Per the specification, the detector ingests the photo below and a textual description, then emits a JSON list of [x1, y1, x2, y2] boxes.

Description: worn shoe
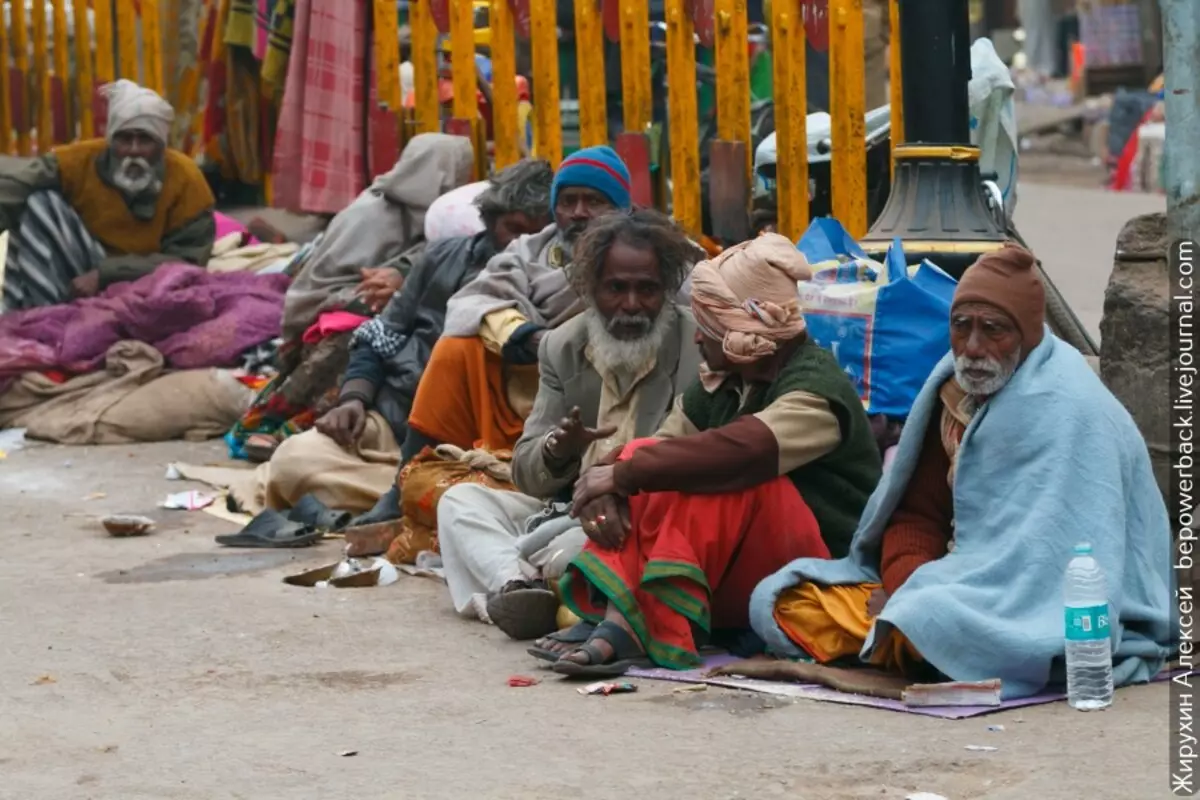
[[487, 580, 560, 641]]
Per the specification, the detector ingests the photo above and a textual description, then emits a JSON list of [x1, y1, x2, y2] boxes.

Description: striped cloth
[[1, 191, 106, 312], [270, 0, 367, 215]]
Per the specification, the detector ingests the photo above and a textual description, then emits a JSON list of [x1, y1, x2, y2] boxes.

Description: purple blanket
[[0, 264, 290, 380]]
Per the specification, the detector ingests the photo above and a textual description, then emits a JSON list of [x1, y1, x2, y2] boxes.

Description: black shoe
[[288, 493, 352, 532], [347, 485, 402, 527]]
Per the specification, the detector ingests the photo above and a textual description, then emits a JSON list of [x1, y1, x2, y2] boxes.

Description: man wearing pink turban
[[528, 234, 882, 677]]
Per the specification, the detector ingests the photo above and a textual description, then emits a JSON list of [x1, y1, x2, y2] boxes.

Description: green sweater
[[680, 339, 882, 558]]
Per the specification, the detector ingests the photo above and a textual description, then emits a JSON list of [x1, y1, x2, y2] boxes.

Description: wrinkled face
[[109, 129, 164, 195], [491, 210, 549, 251], [592, 240, 667, 341], [695, 329, 730, 371], [111, 129, 164, 165], [950, 301, 1023, 396], [555, 186, 615, 244]]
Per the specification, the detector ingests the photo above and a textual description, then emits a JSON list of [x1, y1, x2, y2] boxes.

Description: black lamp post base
[[858, 145, 1009, 279]]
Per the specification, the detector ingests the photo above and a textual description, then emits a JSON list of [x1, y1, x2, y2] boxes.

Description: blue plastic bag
[[796, 220, 958, 418]]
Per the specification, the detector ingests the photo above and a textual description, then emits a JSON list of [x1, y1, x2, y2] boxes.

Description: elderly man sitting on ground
[[0, 80, 215, 311], [528, 234, 882, 677], [749, 244, 1173, 699], [351, 145, 637, 525], [437, 210, 703, 641], [254, 159, 554, 514]]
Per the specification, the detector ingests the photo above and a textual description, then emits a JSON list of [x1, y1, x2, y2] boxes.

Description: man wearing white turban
[[0, 79, 216, 312]]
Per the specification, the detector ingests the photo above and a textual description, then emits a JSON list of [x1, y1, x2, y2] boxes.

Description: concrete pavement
[[1013, 182, 1166, 344]]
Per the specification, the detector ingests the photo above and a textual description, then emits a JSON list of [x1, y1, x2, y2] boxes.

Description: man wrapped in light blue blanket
[[750, 244, 1174, 699]]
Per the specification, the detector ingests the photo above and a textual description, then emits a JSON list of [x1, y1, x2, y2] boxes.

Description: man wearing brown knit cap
[[751, 243, 1172, 696]]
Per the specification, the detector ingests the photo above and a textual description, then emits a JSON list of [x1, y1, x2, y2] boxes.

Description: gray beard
[[954, 349, 1021, 400], [585, 304, 677, 377], [111, 156, 161, 197]]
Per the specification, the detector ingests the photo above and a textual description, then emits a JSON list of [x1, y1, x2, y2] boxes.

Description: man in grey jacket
[[436, 210, 702, 640]]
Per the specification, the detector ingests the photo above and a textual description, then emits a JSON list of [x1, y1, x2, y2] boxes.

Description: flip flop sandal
[[527, 621, 597, 663], [215, 510, 323, 548], [288, 493, 352, 532], [551, 620, 651, 678], [487, 587, 560, 642]]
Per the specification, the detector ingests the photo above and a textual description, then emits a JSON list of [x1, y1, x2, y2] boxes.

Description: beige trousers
[[256, 411, 400, 513]]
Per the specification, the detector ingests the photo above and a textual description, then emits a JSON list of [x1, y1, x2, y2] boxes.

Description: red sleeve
[[879, 411, 954, 595], [612, 415, 779, 496]]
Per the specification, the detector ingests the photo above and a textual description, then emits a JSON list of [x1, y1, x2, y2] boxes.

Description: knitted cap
[[952, 243, 1045, 349], [551, 145, 632, 211]]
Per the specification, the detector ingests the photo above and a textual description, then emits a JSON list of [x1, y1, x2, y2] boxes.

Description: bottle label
[[1065, 604, 1110, 641]]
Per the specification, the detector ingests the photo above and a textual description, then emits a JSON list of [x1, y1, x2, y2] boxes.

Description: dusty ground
[[1, 178, 1172, 798], [0, 441, 1170, 800]]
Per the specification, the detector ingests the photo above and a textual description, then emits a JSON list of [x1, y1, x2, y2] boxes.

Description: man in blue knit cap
[[351, 146, 634, 525]]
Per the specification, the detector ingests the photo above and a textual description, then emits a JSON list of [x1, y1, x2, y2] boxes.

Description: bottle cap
[[1074, 542, 1092, 555]]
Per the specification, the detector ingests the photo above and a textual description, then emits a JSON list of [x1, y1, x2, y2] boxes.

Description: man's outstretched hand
[[545, 406, 617, 464], [316, 399, 367, 447]]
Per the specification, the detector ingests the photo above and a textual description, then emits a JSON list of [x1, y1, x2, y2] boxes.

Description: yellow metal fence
[[373, 0, 906, 243], [0, 0, 190, 156]]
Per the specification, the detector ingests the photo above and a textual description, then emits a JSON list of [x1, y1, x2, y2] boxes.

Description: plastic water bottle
[[1064, 542, 1114, 710]]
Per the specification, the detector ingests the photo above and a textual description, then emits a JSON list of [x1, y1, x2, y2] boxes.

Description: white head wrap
[[104, 79, 174, 144]]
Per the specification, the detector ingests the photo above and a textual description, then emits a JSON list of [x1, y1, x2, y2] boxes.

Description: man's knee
[[437, 482, 507, 533], [269, 429, 339, 482]]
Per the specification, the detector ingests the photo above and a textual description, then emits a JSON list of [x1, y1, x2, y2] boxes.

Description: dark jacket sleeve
[[97, 210, 217, 287]]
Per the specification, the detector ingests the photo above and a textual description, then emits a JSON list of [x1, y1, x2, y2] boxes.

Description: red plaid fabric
[[271, 0, 367, 214]]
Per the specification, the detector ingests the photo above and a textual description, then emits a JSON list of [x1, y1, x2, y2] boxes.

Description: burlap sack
[[385, 444, 515, 565]]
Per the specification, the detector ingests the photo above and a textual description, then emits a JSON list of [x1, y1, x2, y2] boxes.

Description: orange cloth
[[406, 335, 530, 451], [53, 139, 215, 255], [773, 581, 924, 676]]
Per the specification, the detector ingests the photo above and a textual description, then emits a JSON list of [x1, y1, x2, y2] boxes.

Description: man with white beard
[[435, 209, 702, 641], [0, 80, 215, 312], [748, 243, 1172, 697]]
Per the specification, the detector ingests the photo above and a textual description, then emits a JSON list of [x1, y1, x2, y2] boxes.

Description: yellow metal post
[[0, 4, 11, 154], [530, 0, 561, 166], [73, 0, 95, 138], [11, 0, 30, 155], [32, 0, 50, 152], [771, 0, 808, 241], [665, 0, 699, 234], [410, 0, 440, 133], [374, 0, 402, 109], [450, 0, 476, 120], [619, 0, 651, 133], [93, 0, 116, 85], [575, 0, 607, 148], [490, 0, 520, 169], [141, 0, 162, 95], [888, 0, 902, 174], [829, 0, 866, 238], [116, 0, 138, 82], [714, 0, 750, 173]]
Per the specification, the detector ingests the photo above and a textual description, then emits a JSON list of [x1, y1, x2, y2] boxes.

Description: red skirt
[[561, 439, 831, 669]]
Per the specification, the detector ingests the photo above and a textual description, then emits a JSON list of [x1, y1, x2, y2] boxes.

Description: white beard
[[585, 304, 677, 377], [111, 156, 160, 196], [954, 348, 1021, 399]]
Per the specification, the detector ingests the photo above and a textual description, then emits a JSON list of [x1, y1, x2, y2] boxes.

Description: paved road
[[1013, 182, 1166, 345]]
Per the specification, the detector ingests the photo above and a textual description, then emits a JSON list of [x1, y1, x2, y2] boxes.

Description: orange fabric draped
[[406, 336, 529, 451]]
